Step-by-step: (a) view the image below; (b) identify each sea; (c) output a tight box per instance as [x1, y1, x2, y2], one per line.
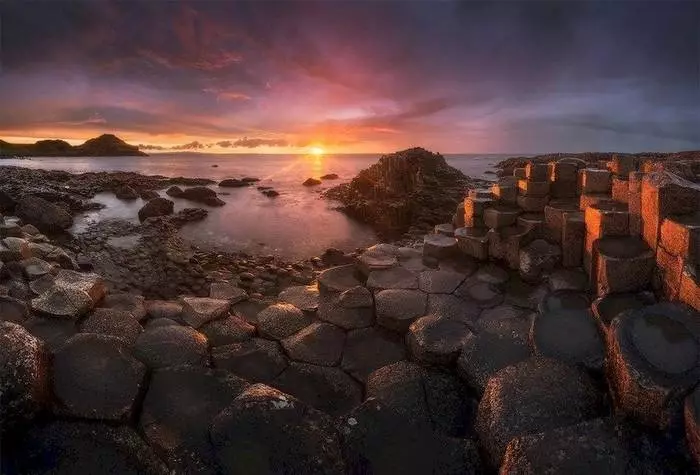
[0, 153, 507, 259]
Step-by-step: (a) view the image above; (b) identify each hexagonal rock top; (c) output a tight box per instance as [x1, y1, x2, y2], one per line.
[53, 270, 107, 304]
[281, 322, 345, 366]
[140, 366, 249, 473]
[0, 322, 49, 431]
[256, 303, 311, 340]
[519, 239, 561, 282]
[100, 293, 147, 321]
[427, 293, 480, 324]
[10, 421, 170, 475]
[179, 297, 230, 328]
[341, 327, 406, 382]
[200, 315, 255, 347]
[31, 285, 95, 320]
[530, 309, 604, 370]
[0, 295, 29, 324]
[423, 234, 458, 259]
[278, 285, 320, 312]
[454, 278, 504, 308]
[355, 249, 398, 277]
[134, 325, 208, 369]
[209, 282, 248, 304]
[273, 362, 362, 416]
[317, 286, 374, 329]
[591, 291, 654, 331]
[317, 265, 363, 294]
[52, 334, 146, 420]
[375, 289, 427, 333]
[366, 361, 474, 437]
[210, 384, 346, 475]
[476, 357, 604, 468]
[80, 308, 144, 346]
[407, 315, 472, 365]
[212, 338, 288, 383]
[366, 267, 418, 291]
[607, 302, 700, 429]
[537, 290, 590, 315]
[418, 269, 466, 294]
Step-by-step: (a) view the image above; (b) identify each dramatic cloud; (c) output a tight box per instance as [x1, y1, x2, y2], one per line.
[0, 1, 698, 152]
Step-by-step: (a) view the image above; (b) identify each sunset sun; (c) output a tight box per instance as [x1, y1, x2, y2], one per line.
[309, 146, 325, 156]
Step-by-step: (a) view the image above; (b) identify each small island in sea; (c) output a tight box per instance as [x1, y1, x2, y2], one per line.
[0, 134, 147, 157]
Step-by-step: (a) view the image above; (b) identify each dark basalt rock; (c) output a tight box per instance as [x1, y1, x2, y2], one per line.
[8, 421, 169, 475]
[115, 185, 138, 200]
[256, 303, 311, 340]
[282, 322, 345, 366]
[210, 384, 346, 475]
[0, 295, 29, 323]
[134, 326, 208, 369]
[52, 334, 146, 420]
[303, 177, 322, 186]
[0, 322, 49, 432]
[101, 292, 147, 321]
[80, 308, 144, 346]
[219, 178, 250, 188]
[407, 314, 473, 365]
[177, 186, 225, 207]
[212, 338, 288, 383]
[138, 197, 174, 222]
[320, 173, 339, 180]
[341, 327, 406, 382]
[22, 316, 77, 353]
[200, 315, 255, 347]
[140, 366, 249, 473]
[15, 195, 72, 233]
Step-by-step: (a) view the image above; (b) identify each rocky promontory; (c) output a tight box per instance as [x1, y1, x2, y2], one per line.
[0, 134, 147, 157]
[324, 147, 488, 239]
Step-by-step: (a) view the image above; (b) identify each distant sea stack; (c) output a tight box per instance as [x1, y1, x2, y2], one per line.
[0, 134, 147, 157]
[324, 147, 485, 239]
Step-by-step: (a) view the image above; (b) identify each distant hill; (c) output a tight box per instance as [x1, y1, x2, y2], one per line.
[0, 134, 148, 157]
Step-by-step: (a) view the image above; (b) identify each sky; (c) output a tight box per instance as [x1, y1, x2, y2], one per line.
[0, 1, 698, 154]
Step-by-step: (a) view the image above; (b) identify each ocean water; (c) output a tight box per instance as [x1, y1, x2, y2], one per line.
[1, 153, 505, 259]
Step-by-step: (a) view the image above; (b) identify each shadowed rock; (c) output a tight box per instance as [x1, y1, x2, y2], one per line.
[454, 278, 504, 308]
[318, 264, 364, 294]
[212, 338, 288, 383]
[138, 197, 174, 222]
[0, 295, 29, 323]
[140, 366, 249, 473]
[209, 282, 248, 304]
[278, 284, 320, 312]
[145, 299, 183, 320]
[22, 316, 77, 353]
[341, 327, 406, 382]
[180, 297, 230, 328]
[19, 257, 53, 280]
[200, 315, 255, 347]
[367, 266, 419, 290]
[376, 289, 427, 332]
[476, 357, 604, 468]
[210, 384, 346, 475]
[318, 286, 375, 329]
[30, 285, 94, 320]
[282, 322, 345, 366]
[418, 269, 466, 293]
[16, 195, 72, 233]
[52, 334, 146, 420]
[407, 314, 473, 365]
[134, 325, 208, 369]
[80, 308, 143, 346]
[256, 303, 311, 340]
[101, 293, 147, 321]
[427, 293, 480, 324]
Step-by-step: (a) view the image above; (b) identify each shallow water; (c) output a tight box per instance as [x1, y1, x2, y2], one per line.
[1, 153, 505, 259]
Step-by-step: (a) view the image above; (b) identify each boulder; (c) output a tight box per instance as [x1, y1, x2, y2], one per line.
[140, 366, 249, 473]
[80, 308, 143, 345]
[0, 322, 49, 432]
[101, 292, 147, 321]
[178, 186, 225, 206]
[407, 314, 473, 365]
[320, 173, 339, 180]
[137, 197, 174, 222]
[256, 302, 311, 340]
[200, 315, 255, 347]
[273, 362, 362, 416]
[52, 334, 146, 420]
[19, 257, 53, 280]
[209, 282, 248, 304]
[53, 270, 106, 303]
[341, 327, 406, 382]
[212, 338, 288, 383]
[342, 398, 482, 475]
[114, 185, 138, 200]
[0, 295, 29, 323]
[375, 289, 427, 332]
[166, 185, 183, 197]
[139, 189, 159, 200]
[30, 285, 94, 319]
[367, 361, 475, 437]
[134, 326, 208, 369]
[278, 284, 320, 312]
[145, 299, 183, 320]
[302, 177, 322, 186]
[0, 222, 22, 238]
[607, 302, 700, 429]
[10, 421, 170, 475]
[15, 195, 72, 233]
[179, 296, 230, 328]
[418, 269, 467, 293]
[210, 384, 346, 475]
[0, 236, 31, 261]
[22, 316, 77, 353]
[281, 322, 345, 366]
[476, 357, 604, 467]
[218, 178, 249, 187]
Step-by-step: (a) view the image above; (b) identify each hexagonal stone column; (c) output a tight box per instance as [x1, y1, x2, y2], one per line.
[179, 297, 230, 328]
[628, 171, 644, 236]
[607, 302, 700, 429]
[611, 155, 639, 177]
[517, 213, 545, 238]
[491, 182, 517, 204]
[612, 176, 630, 203]
[433, 223, 454, 236]
[341, 327, 405, 382]
[488, 226, 534, 269]
[679, 266, 700, 312]
[525, 162, 549, 181]
[595, 236, 654, 296]
[53, 334, 146, 420]
[318, 286, 374, 329]
[356, 248, 398, 277]
[212, 338, 288, 383]
[517, 194, 549, 212]
[580, 168, 612, 194]
[562, 211, 585, 267]
[366, 266, 418, 291]
[318, 264, 363, 294]
[423, 234, 457, 260]
[660, 214, 700, 264]
[375, 289, 427, 332]
[685, 385, 700, 466]
[476, 357, 604, 468]
[544, 200, 579, 243]
[281, 322, 345, 366]
[464, 196, 493, 228]
[483, 205, 520, 229]
[579, 192, 614, 211]
[256, 303, 311, 340]
[519, 239, 561, 282]
[591, 291, 655, 335]
[407, 314, 472, 365]
[455, 227, 489, 260]
[584, 202, 631, 278]
[134, 325, 208, 369]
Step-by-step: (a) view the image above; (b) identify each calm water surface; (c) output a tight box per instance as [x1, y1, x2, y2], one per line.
[1, 153, 504, 259]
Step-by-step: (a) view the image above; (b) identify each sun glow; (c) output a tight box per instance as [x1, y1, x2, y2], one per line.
[308, 146, 325, 156]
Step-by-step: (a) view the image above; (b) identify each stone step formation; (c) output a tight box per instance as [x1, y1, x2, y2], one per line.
[1, 155, 700, 474]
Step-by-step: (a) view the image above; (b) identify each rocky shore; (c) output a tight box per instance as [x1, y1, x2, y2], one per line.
[2, 151, 700, 473]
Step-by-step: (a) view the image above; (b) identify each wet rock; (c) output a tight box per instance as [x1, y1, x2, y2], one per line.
[476, 357, 604, 467]
[538, 289, 590, 315]
[0, 222, 22, 238]
[367, 361, 474, 437]
[115, 185, 139, 200]
[375, 289, 427, 332]
[19, 257, 53, 280]
[210, 384, 346, 475]
[0, 322, 49, 432]
[321, 173, 339, 180]
[177, 186, 225, 206]
[139, 189, 159, 200]
[80, 308, 143, 345]
[52, 334, 146, 420]
[138, 197, 174, 221]
[15, 195, 72, 232]
[427, 293, 480, 324]
[278, 284, 320, 312]
[474, 263, 510, 285]
[180, 297, 230, 328]
[321, 247, 353, 266]
[101, 292, 147, 321]
[145, 299, 183, 320]
[273, 362, 362, 416]
[256, 302, 311, 340]
[407, 314, 473, 365]
[317, 286, 375, 329]
[367, 266, 418, 290]
[134, 325, 208, 369]
[140, 365, 249, 473]
[200, 315, 255, 347]
[261, 189, 279, 197]
[318, 264, 363, 294]
[166, 185, 183, 197]
[209, 281, 248, 304]
[303, 177, 322, 186]
[0, 295, 29, 323]
[212, 338, 288, 383]
[10, 421, 170, 475]
[503, 276, 549, 310]
[418, 269, 466, 293]
[607, 302, 700, 429]
[501, 418, 632, 474]
[219, 178, 249, 188]
[282, 322, 345, 366]
[341, 327, 406, 382]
